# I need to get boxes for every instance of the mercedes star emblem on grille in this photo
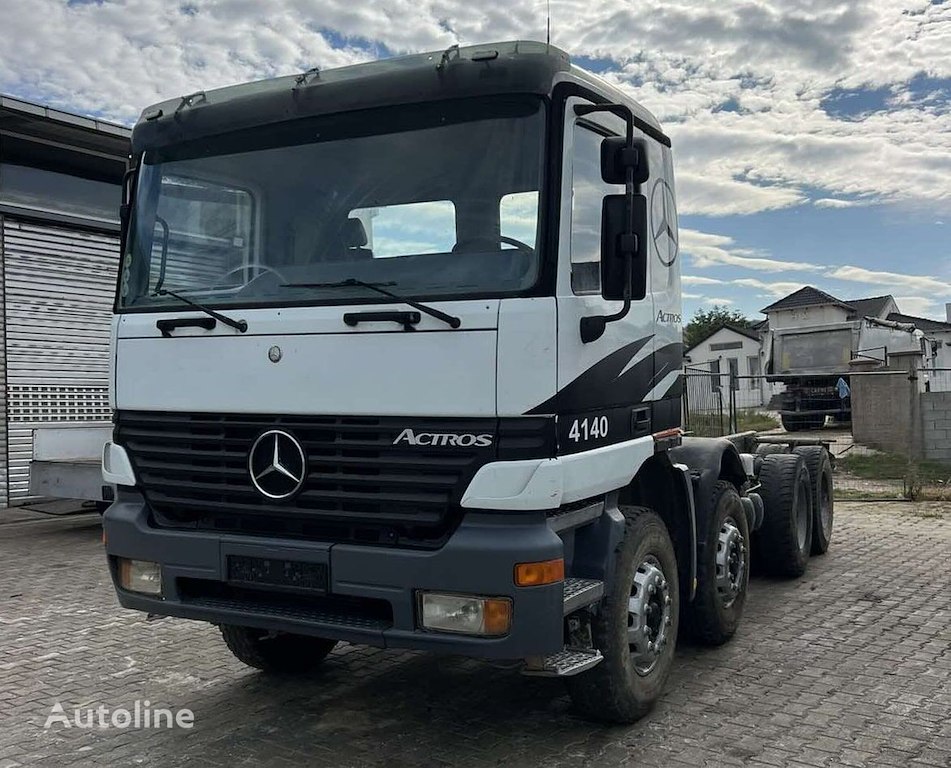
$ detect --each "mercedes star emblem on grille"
[248,430,307,499]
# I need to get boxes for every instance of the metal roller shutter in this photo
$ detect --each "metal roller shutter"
[2,218,117,500]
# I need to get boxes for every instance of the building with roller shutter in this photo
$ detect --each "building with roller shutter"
[0,95,129,506]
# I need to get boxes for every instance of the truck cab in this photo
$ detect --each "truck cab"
[102,41,830,723]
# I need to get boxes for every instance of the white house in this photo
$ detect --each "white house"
[762,287,898,331]
[685,324,767,408]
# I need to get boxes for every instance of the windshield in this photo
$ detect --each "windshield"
[118,97,545,311]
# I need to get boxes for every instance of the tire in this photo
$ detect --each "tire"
[220,625,337,674]
[683,481,750,646]
[781,414,804,432]
[566,507,680,724]
[792,446,834,555]
[754,454,813,578]
[755,444,786,457]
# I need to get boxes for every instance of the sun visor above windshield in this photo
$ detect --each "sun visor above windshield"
[131,41,570,154]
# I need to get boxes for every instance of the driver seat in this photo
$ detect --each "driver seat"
[340,218,374,261]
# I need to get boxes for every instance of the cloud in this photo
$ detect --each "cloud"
[733,277,810,299]
[829,266,951,295]
[813,198,869,209]
[893,296,940,318]
[0,0,949,217]
[675,172,807,216]
[682,275,724,286]
[680,228,823,272]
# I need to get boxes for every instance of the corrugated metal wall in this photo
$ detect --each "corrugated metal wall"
[0,218,7,506]
[2,218,117,500]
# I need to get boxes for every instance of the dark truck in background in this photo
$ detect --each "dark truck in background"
[765,317,937,431]
[766,325,857,431]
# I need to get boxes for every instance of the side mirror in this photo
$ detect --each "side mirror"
[600,194,648,301]
[601,137,650,185]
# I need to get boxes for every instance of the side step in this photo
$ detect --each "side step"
[522,648,603,677]
[563,577,604,615]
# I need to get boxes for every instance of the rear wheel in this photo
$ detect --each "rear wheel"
[754,454,813,578]
[793,446,834,555]
[684,481,750,645]
[566,507,680,724]
[220,625,337,673]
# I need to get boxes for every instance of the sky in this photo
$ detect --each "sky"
[0,0,949,322]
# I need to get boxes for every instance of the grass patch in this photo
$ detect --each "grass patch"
[837,451,951,500]
[736,410,781,432]
[685,409,779,437]
[837,452,951,484]
[834,488,900,501]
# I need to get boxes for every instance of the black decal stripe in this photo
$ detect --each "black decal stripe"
[651,397,682,433]
[645,343,685,400]
[662,374,684,400]
[526,338,687,416]
[526,336,652,415]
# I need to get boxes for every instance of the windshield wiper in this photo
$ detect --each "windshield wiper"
[284,278,461,329]
[153,288,248,333]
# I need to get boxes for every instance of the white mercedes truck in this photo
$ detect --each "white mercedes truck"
[102,41,834,723]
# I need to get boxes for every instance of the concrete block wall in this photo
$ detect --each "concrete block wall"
[851,371,914,456]
[922,392,951,463]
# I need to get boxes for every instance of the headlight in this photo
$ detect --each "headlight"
[418,592,512,636]
[118,558,162,596]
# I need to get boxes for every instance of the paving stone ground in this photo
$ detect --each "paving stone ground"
[0,501,949,768]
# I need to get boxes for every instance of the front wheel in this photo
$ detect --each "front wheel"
[566,507,680,724]
[220,625,337,674]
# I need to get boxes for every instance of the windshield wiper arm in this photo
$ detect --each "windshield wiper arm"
[284,278,461,329]
[153,288,248,333]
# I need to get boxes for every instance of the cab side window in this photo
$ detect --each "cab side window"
[570,123,622,295]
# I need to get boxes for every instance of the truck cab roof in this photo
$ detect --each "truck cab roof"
[131,40,667,153]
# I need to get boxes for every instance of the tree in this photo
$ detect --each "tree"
[683,306,755,350]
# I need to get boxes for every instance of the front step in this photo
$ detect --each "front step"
[521,647,603,677]
[563,577,604,615]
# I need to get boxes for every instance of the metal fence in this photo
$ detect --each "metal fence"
[682,365,734,436]
[680,364,951,500]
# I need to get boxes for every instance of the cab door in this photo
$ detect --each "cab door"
[544,96,663,452]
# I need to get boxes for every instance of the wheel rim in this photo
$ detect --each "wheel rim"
[818,473,833,537]
[715,517,746,608]
[627,557,672,676]
[796,488,810,551]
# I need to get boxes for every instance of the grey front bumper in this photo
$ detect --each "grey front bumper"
[103,502,566,659]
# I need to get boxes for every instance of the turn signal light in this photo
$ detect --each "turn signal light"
[515,558,565,587]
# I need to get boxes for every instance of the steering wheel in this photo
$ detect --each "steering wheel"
[499,235,535,253]
[218,263,289,285]
[453,235,535,253]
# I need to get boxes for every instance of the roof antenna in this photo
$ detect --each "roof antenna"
[546,0,551,47]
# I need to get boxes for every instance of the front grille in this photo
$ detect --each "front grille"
[116,411,553,545]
